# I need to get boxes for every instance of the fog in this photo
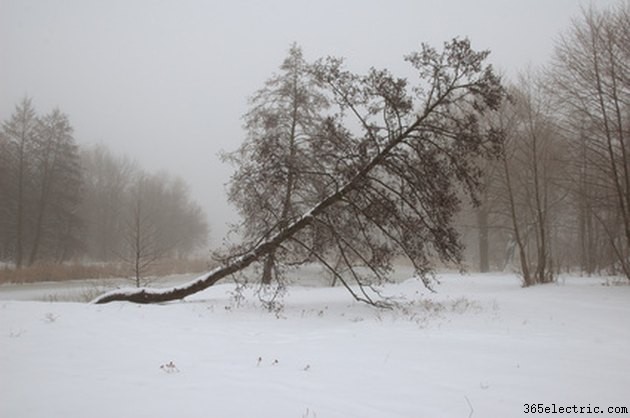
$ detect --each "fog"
[0,0,617,247]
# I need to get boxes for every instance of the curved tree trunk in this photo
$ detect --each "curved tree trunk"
[93,210,314,304]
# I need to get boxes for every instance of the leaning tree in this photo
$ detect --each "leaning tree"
[93,38,505,305]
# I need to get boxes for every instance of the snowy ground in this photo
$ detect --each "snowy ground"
[1,272,628,418]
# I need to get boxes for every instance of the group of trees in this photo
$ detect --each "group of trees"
[80,145,208,285]
[0,101,209,281]
[465,3,630,284]
[6,4,627,305]
[0,100,82,268]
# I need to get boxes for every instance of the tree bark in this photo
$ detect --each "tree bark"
[477,206,489,273]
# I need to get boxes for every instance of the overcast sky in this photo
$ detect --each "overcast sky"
[0,0,621,247]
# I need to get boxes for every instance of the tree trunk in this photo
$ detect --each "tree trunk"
[530,125,548,284]
[28,131,57,266]
[591,30,630,279]
[27,207,45,266]
[477,206,489,272]
[15,151,24,268]
[15,122,28,268]
[261,253,275,285]
[502,152,531,285]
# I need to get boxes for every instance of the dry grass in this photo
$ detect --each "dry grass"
[0,258,211,284]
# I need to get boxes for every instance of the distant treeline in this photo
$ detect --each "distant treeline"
[0,99,209,269]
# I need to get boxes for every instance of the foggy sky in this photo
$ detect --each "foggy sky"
[0,0,620,247]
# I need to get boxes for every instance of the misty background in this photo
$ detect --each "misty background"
[0,0,620,247]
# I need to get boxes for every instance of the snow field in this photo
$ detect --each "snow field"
[1,273,628,417]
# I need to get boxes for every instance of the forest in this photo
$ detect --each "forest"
[0,108,209,284]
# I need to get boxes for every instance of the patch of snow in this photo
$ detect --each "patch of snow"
[0,273,628,417]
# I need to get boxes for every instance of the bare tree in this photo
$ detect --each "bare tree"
[496,76,567,285]
[79,145,137,262]
[118,177,166,287]
[114,172,209,286]
[93,38,505,305]
[551,3,630,279]
[79,145,208,266]
[494,96,532,280]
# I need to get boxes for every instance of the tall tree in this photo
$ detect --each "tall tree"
[223,44,329,284]
[119,176,165,287]
[495,77,566,285]
[27,108,82,265]
[0,98,38,267]
[94,38,505,305]
[551,3,630,279]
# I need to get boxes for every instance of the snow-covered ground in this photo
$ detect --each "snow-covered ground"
[1,272,628,417]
